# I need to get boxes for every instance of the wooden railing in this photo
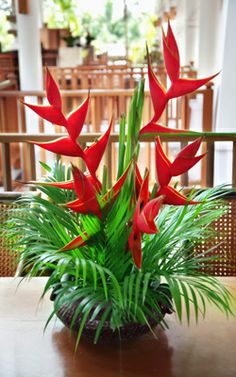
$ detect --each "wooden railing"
[45,65,197,90]
[0,86,216,191]
[0,85,213,133]
[0,133,235,192]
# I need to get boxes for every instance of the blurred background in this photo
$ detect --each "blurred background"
[0,0,235,191]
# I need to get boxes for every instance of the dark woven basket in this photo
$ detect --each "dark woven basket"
[56,300,171,343]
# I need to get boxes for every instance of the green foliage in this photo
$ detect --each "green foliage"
[43,0,157,61]
[124,79,144,169]
[43,0,81,34]
[0,8,14,52]
[4,171,234,344]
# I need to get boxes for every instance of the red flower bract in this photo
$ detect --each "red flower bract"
[155,136,205,187]
[140,21,218,135]
[128,172,163,269]
[146,45,167,123]
[23,69,111,176]
[31,137,84,157]
[84,118,113,178]
[155,137,203,205]
[45,67,62,109]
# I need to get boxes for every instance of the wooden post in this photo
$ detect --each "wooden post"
[181,95,190,130]
[180,141,189,186]
[205,141,215,187]
[201,84,214,186]
[2,143,12,191]
[26,143,36,183]
[0,98,6,132]
[37,96,44,133]
[202,84,213,132]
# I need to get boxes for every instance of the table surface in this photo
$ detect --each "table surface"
[0,277,236,377]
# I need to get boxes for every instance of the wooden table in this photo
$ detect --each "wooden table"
[0,277,236,377]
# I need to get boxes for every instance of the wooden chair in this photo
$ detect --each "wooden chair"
[0,192,23,276]
[194,193,236,276]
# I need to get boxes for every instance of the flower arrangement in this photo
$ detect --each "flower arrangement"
[6,22,233,346]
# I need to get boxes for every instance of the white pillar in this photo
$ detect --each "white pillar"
[184,0,199,66]
[198,0,222,75]
[15,0,43,90]
[216,0,236,132]
[214,0,235,185]
[173,0,186,63]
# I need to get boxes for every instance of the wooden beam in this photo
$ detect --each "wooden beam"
[0,133,236,143]
[18,0,29,14]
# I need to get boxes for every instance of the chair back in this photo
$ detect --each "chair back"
[195,194,236,276]
[0,192,22,276]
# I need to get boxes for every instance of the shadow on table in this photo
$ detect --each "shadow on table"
[52,325,174,377]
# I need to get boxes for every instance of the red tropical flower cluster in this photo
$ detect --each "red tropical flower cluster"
[140,21,218,135]
[23,68,112,178]
[24,22,217,269]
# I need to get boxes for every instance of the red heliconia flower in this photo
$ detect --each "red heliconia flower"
[31,122,112,178]
[23,68,88,135]
[25,174,102,193]
[155,136,205,185]
[30,137,84,158]
[66,96,90,141]
[100,161,132,206]
[66,165,101,217]
[163,21,219,100]
[45,67,62,109]
[139,122,194,136]
[136,197,163,234]
[155,137,172,187]
[60,163,132,252]
[155,137,203,205]
[128,172,164,269]
[23,103,67,127]
[66,163,131,215]
[170,137,206,176]
[140,21,218,136]
[23,68,112,177]
[156,185,199,206]
[128,231,142,270]
[146,45,167,123]
[84,118,113,178]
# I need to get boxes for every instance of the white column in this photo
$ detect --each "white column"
[15,0,43,90]
[216,0,236,132]
[172,0,186,63]
[214,0,235,185]
[198,0,222,75]
[184,0,199,66]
